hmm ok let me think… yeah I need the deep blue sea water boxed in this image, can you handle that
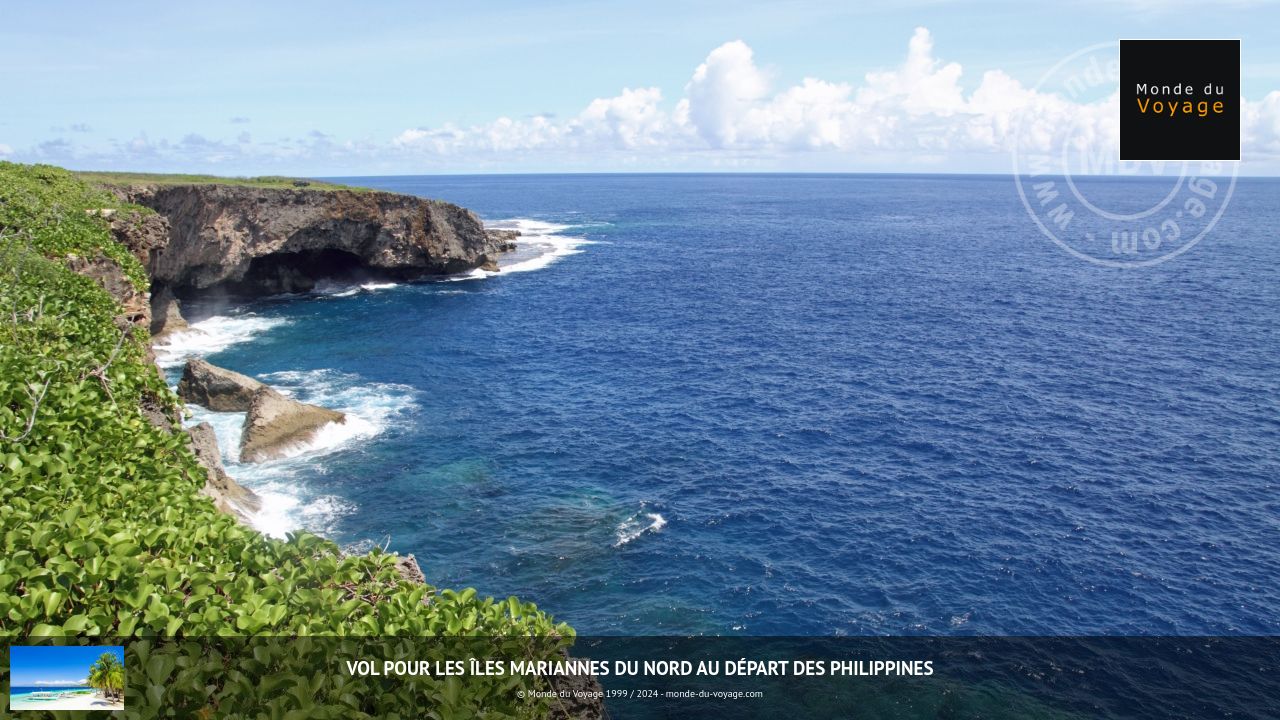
[165,174,1280,636]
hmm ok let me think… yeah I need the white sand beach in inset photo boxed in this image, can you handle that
[10,690,124,711]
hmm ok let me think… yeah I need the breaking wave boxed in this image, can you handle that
[154,314,287,368]
[614,509,668,547]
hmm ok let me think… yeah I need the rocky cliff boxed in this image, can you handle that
[71,180,520,530]
[69,208,171,332]
[109,184,512,305]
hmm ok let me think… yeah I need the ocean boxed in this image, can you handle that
[158,174,1280,636]
[9,687,94,702]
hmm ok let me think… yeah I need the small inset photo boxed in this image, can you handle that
[9,646,126,712]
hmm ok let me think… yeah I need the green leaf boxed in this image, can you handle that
[146,654,175,685]
[62,614,89,632]
[42,590,65,617]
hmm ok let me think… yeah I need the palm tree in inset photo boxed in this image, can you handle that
[88,652,125,703]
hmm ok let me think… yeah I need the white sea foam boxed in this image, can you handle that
[248,487,357,539]
[155,314,287,368]
[448,218,595,281]
[261,369,415,430]
[312,280,401,298]
[189,369,415,460]
[167,216,589,537]
[447,268,491,282]
[312,279,357,297]
[183,369,415,537]
[489,218,574,235]
[614,510,667,547]
[498,218,596,274]
[186,404,249,463]
[164,308,412,538]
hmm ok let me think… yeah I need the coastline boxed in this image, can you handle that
[10,691,124,712]
[151,216,591,539]
[81,173,519,534]
[1,162,597,719]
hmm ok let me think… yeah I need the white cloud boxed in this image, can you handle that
[10,28,1280,173]
[386,27,1118,161]
[682,40,771,147]
[751,78,859,149]
[859,27,965,116]
[0,143,13,157]
[391,86,672,155]
[1243,91,1280,157]
[579,87,669,149]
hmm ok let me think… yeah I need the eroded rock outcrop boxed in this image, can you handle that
[150,286,188,338]
[107,208,170,268]
[241,386,346,463]
[177,358,264,411]
[186,422,262,522]
[109,184,511,299]
[64,252,152,329]
[66,209,170,340]
[394,554,427,585]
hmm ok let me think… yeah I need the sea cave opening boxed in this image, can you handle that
[236,248,369,296]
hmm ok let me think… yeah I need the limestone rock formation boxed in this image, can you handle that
[64,252,151,329]
[240,386,346,463]
[109,184,512,298]
[107,208,170,268]
[186,422,261,522]
[487,228,520,251]
[138,389,181,432]
[150,286,188,338]
[394,554,427,585]
[65,208,170,342]
[177,358,264,412]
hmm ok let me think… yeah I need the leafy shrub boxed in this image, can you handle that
[0,163,573,718]
[0,162,151,288]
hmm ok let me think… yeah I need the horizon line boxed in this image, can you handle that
[47,165,1280,181]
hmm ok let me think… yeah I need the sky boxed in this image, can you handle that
[2,0,1279,175]
[9,646,125,687]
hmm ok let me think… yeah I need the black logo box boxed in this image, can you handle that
[1120,39,1240,161]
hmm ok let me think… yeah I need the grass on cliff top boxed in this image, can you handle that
[76,169,372,192]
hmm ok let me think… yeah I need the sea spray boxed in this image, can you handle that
[155,313,288,368]
[450,218,596,280]
[181,369,416,537]
[312,280,402,298]
[165,214,595,540]
[615,509,668,547]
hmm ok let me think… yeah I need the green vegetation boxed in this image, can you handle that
[1,163,153,288]
[0,162,571,718]
[76,170,370,192]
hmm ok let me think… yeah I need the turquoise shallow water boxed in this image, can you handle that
[164,174,1280,636]
[8,687,94,705]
